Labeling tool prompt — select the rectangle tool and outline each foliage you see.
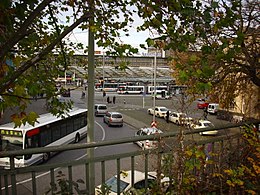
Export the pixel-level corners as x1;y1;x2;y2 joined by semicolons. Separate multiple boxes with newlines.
135;0;259;109
1;0;258;123
0;0;139;125
222;124;260;194
160;124;260;194
44;170;86;195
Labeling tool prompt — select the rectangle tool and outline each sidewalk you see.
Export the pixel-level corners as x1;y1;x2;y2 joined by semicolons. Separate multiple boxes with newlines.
121;113;148;130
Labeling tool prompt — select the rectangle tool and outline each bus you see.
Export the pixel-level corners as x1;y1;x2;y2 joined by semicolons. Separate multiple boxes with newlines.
0;107;87;168
117;86;145;94
147;86;168;94
95;83;126;92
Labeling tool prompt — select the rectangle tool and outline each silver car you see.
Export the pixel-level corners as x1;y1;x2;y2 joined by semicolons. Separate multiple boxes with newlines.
103;112;123;127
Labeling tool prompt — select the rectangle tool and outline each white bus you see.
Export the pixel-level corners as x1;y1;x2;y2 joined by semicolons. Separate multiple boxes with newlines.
95;83;126;92
147;86;168;94
0;107;87;168
117;86;145;94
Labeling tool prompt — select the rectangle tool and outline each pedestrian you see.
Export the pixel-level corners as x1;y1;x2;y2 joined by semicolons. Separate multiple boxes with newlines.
166;110;170;123
81;91;85;98
107;96;110;104
113;96;116;104
123;99;126;104
103;90;106;97
203;107;208;120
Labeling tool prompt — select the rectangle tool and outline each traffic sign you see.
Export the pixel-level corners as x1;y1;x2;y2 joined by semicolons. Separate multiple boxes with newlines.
151;121;158;128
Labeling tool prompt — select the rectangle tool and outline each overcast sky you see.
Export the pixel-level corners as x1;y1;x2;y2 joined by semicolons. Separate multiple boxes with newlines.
65;7;153;56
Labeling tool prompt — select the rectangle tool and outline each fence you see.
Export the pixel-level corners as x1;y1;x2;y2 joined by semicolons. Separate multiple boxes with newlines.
0;122;259;195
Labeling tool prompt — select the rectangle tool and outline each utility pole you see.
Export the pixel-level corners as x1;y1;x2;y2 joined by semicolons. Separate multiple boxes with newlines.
87;0;95;194
153;49;157;123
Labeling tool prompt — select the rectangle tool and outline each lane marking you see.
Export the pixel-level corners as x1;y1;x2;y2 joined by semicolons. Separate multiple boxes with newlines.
75;120;106;160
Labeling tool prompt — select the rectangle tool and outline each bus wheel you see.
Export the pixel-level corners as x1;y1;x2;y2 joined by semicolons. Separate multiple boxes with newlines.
75;133;80;143
43;153;50;162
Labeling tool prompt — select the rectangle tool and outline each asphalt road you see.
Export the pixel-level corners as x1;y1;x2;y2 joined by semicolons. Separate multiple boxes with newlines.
1;88;239;194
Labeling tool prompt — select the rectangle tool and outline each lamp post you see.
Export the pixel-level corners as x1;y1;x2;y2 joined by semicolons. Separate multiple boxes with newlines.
87;1;95;193
102;52;104;87
153;49;157;123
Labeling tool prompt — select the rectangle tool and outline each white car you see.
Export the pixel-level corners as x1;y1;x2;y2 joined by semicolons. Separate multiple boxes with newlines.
190;120;218;135
147;106;169;118
94;104;108;116
166;111;193;125
134;127;163;149
95;170;169;195
207;103;219;114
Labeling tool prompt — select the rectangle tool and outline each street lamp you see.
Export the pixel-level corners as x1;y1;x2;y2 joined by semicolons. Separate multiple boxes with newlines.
153;49;157;123
102;51;105;90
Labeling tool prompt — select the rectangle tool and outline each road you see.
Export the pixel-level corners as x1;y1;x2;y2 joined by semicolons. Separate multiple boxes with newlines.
1;89;239;194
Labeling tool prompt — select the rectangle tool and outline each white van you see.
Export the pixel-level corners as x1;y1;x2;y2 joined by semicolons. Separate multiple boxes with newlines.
207;103;219;114
94;104;108;116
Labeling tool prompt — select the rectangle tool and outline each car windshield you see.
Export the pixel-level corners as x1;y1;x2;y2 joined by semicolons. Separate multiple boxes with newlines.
105;176;129;193
160;108;168;111
112;114;122;118
99;106;107;110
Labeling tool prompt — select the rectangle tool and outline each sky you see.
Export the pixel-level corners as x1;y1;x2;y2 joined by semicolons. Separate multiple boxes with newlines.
65;6;154;56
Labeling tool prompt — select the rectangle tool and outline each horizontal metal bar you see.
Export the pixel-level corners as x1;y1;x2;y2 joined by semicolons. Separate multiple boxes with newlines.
1;121;257;158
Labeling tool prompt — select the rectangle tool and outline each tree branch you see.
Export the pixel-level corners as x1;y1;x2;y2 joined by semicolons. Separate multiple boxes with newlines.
0;13;90;93
0;0;55;60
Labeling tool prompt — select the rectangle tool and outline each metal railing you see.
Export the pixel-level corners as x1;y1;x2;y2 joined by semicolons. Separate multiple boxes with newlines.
0;122;258;195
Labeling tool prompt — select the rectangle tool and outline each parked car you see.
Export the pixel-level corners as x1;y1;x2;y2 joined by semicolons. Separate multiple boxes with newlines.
190;120;218;135
103;112;123;127
134;127;163;149
207;103;219;114
94;104;108;116
95;170;169;195
147;106;169;118
165;111;193;125
197;99;209;109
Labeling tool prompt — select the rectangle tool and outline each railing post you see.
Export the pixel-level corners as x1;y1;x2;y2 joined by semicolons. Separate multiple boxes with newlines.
32;171;37;194
10;156;16;195
145;153;148;190
50;168;55;194
85;163;89;194
68;165;73;195
131;156;135;187
116;158;120;195
101;161;105;194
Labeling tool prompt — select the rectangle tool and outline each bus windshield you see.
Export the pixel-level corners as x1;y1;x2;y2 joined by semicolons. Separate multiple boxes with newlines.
1;135;23;152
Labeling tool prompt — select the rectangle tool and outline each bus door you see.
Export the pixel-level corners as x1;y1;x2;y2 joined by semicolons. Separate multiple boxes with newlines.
25;128;40;159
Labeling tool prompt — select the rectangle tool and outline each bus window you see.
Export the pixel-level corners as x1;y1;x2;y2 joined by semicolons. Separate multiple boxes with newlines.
52;125;61;142
67;118;74;134
40;129;52;146
0;135;23;151
60;123;67;137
